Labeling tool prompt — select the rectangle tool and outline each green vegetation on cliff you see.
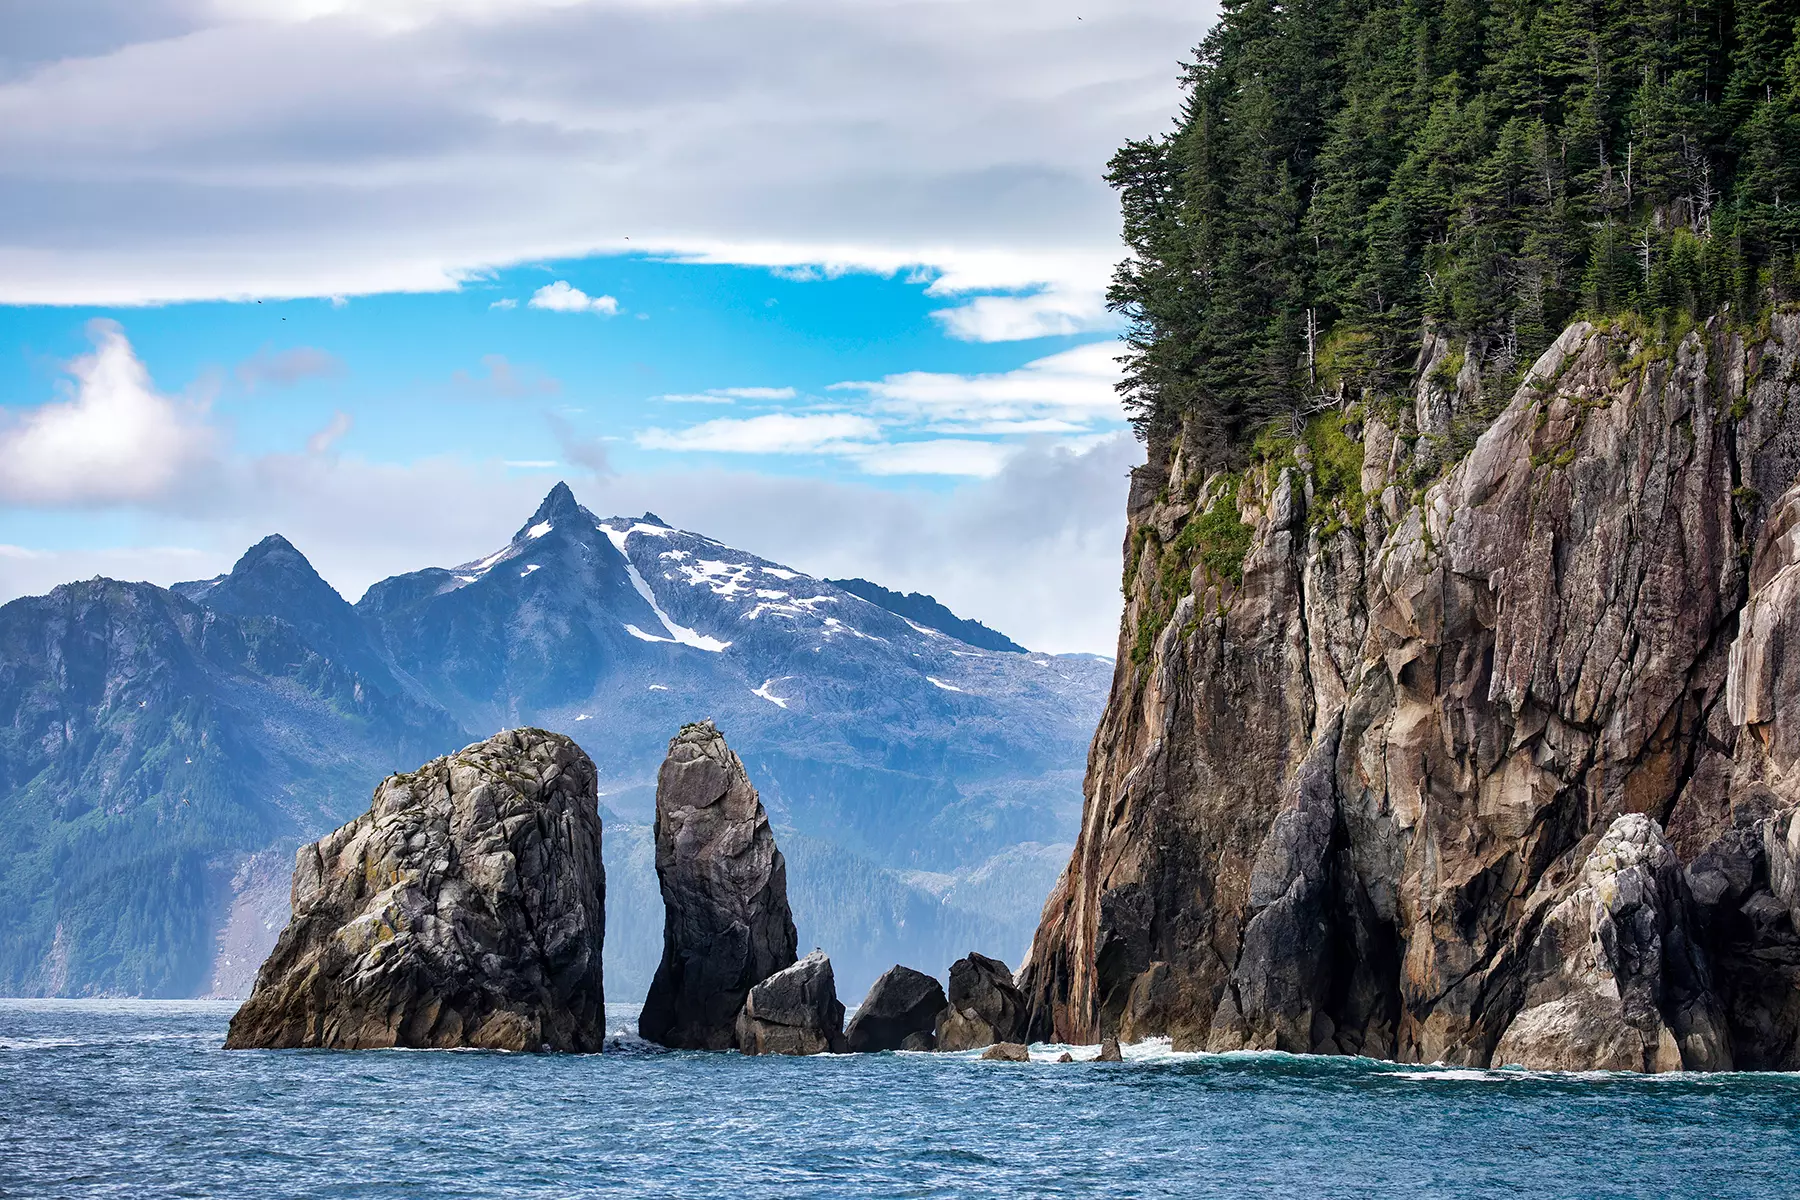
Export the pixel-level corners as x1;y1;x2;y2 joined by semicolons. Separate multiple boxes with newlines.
1112;0;1800;463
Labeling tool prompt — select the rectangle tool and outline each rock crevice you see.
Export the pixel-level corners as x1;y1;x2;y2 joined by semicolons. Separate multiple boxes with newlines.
1023;315;1800;1070
224;728;606;1052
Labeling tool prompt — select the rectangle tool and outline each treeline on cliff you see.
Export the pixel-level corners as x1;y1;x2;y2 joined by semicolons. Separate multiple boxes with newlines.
1114;0;1800;462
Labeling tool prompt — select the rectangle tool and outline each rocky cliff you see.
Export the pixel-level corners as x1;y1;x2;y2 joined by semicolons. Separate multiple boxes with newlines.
1022;313;1800;1070
224;728;606;1051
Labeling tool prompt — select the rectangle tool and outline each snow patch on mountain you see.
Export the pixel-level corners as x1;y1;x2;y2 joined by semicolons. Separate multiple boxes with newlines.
601;524;731;652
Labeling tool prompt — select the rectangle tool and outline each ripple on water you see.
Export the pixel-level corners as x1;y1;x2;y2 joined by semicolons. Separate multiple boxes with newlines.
3;1000;1799;1198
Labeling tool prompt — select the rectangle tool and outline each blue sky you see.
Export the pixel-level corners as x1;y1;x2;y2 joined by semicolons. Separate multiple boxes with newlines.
0;0;1212;653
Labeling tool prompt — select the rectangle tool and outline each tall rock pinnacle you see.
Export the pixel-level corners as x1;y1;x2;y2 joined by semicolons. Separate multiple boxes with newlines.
638;720;798;1049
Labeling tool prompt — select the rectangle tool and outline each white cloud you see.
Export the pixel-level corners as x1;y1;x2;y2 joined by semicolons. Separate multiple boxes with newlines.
528;281;621;315
637;412;880;455
306;410;354;454
836;341;1124;428
0;1;1207;332
654;386;796;404
850;439;1014;478
0;321;219;506
451;354;561;398
932;288;1115;342
0;435;1141;653
489;297;517;309
235;344;344;390
715;387;797;401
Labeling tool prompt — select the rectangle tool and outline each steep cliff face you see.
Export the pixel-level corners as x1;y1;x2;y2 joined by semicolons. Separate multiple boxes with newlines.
1022;313;1800;1069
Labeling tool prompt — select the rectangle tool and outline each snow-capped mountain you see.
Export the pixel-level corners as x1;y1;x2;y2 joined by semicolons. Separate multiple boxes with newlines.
358;482;1108;838
0;482;1110;1001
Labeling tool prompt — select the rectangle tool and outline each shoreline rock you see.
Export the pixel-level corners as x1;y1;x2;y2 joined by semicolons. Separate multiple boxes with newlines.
223;729;606;1052
935;953;1027;1051
847;965;947;1053
638;721;798;1050
735;950;848;1055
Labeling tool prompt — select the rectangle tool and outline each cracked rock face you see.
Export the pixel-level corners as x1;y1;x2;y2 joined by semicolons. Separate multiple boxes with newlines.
935;953;1027;1051
1023;315;1800;1070
223;728;606;1051
1494;815;1731;1071
638;720;798;1050
846;964;947;1053
735;950;847;1055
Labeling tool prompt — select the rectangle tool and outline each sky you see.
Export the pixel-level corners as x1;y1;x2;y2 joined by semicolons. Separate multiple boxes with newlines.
0;0;1214;654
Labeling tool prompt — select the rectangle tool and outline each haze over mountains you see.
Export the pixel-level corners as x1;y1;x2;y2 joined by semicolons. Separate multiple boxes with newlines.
0;483;1109;1001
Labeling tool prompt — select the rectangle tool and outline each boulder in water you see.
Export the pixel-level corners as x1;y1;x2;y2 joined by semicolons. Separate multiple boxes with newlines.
639;721;798;1049
846;964;946;1052
224;729;606;1051
1096;1036;1123;1062
735;950;847;1055
934;952;1028;1051
981;1041;1030;1061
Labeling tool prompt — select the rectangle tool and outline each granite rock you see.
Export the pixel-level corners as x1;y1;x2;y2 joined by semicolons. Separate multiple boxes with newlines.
1022;315;1800;1070
846;965;947;1053
224;728;605;1051
639;721;798;1050
935;952;1027;1051
735;950;847;1055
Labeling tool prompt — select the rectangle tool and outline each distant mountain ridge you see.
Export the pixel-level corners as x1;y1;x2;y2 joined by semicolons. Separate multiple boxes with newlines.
0;484;1109;1000
827;578;1027;654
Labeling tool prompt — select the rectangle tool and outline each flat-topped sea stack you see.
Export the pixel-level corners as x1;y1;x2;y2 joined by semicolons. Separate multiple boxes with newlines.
224;729;606;1051
736;950;848;1055
639;720;799;1049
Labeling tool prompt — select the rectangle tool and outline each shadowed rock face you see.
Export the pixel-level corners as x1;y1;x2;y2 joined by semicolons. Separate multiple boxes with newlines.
736;950;847;1055
223;728;605;1051
639;721;798;1049
846;965;947;1052
1022;315;1800;1071
935;953;1027;1051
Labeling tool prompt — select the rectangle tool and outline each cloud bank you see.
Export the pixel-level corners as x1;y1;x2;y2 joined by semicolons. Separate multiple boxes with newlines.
0;0;1209;336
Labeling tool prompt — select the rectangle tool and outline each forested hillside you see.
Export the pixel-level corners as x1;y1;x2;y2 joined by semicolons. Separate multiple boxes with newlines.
1113;0;1800;461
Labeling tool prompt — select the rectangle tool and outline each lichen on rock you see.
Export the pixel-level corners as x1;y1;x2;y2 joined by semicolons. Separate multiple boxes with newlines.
1022;314;1800;1071
223;728;606;1052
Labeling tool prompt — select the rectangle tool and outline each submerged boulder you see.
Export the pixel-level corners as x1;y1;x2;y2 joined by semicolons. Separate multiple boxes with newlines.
846;965;947;1053
1494;815;1731;1073
735;950;848;1055
638;721;798;1049
934;952;1028;1051
224;729;606;1051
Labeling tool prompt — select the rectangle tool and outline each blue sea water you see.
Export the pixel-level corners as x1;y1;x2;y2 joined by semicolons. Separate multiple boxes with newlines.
2;1000;1798;1198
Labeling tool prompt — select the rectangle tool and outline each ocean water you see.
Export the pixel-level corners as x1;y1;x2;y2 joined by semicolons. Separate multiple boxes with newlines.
3;1000;1798;1198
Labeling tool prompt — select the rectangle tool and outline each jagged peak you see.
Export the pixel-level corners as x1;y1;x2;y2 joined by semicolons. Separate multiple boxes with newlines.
528;481;587;528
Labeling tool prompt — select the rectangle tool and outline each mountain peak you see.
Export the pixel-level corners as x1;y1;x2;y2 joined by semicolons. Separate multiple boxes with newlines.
234;533;304;570
530;482;585;526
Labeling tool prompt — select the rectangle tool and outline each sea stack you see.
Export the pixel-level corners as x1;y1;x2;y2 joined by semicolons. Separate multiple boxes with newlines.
638;720;798;1049
735;950;848;1055
846;964;947;1052
224;729;606;1051
934;953;1028;1051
